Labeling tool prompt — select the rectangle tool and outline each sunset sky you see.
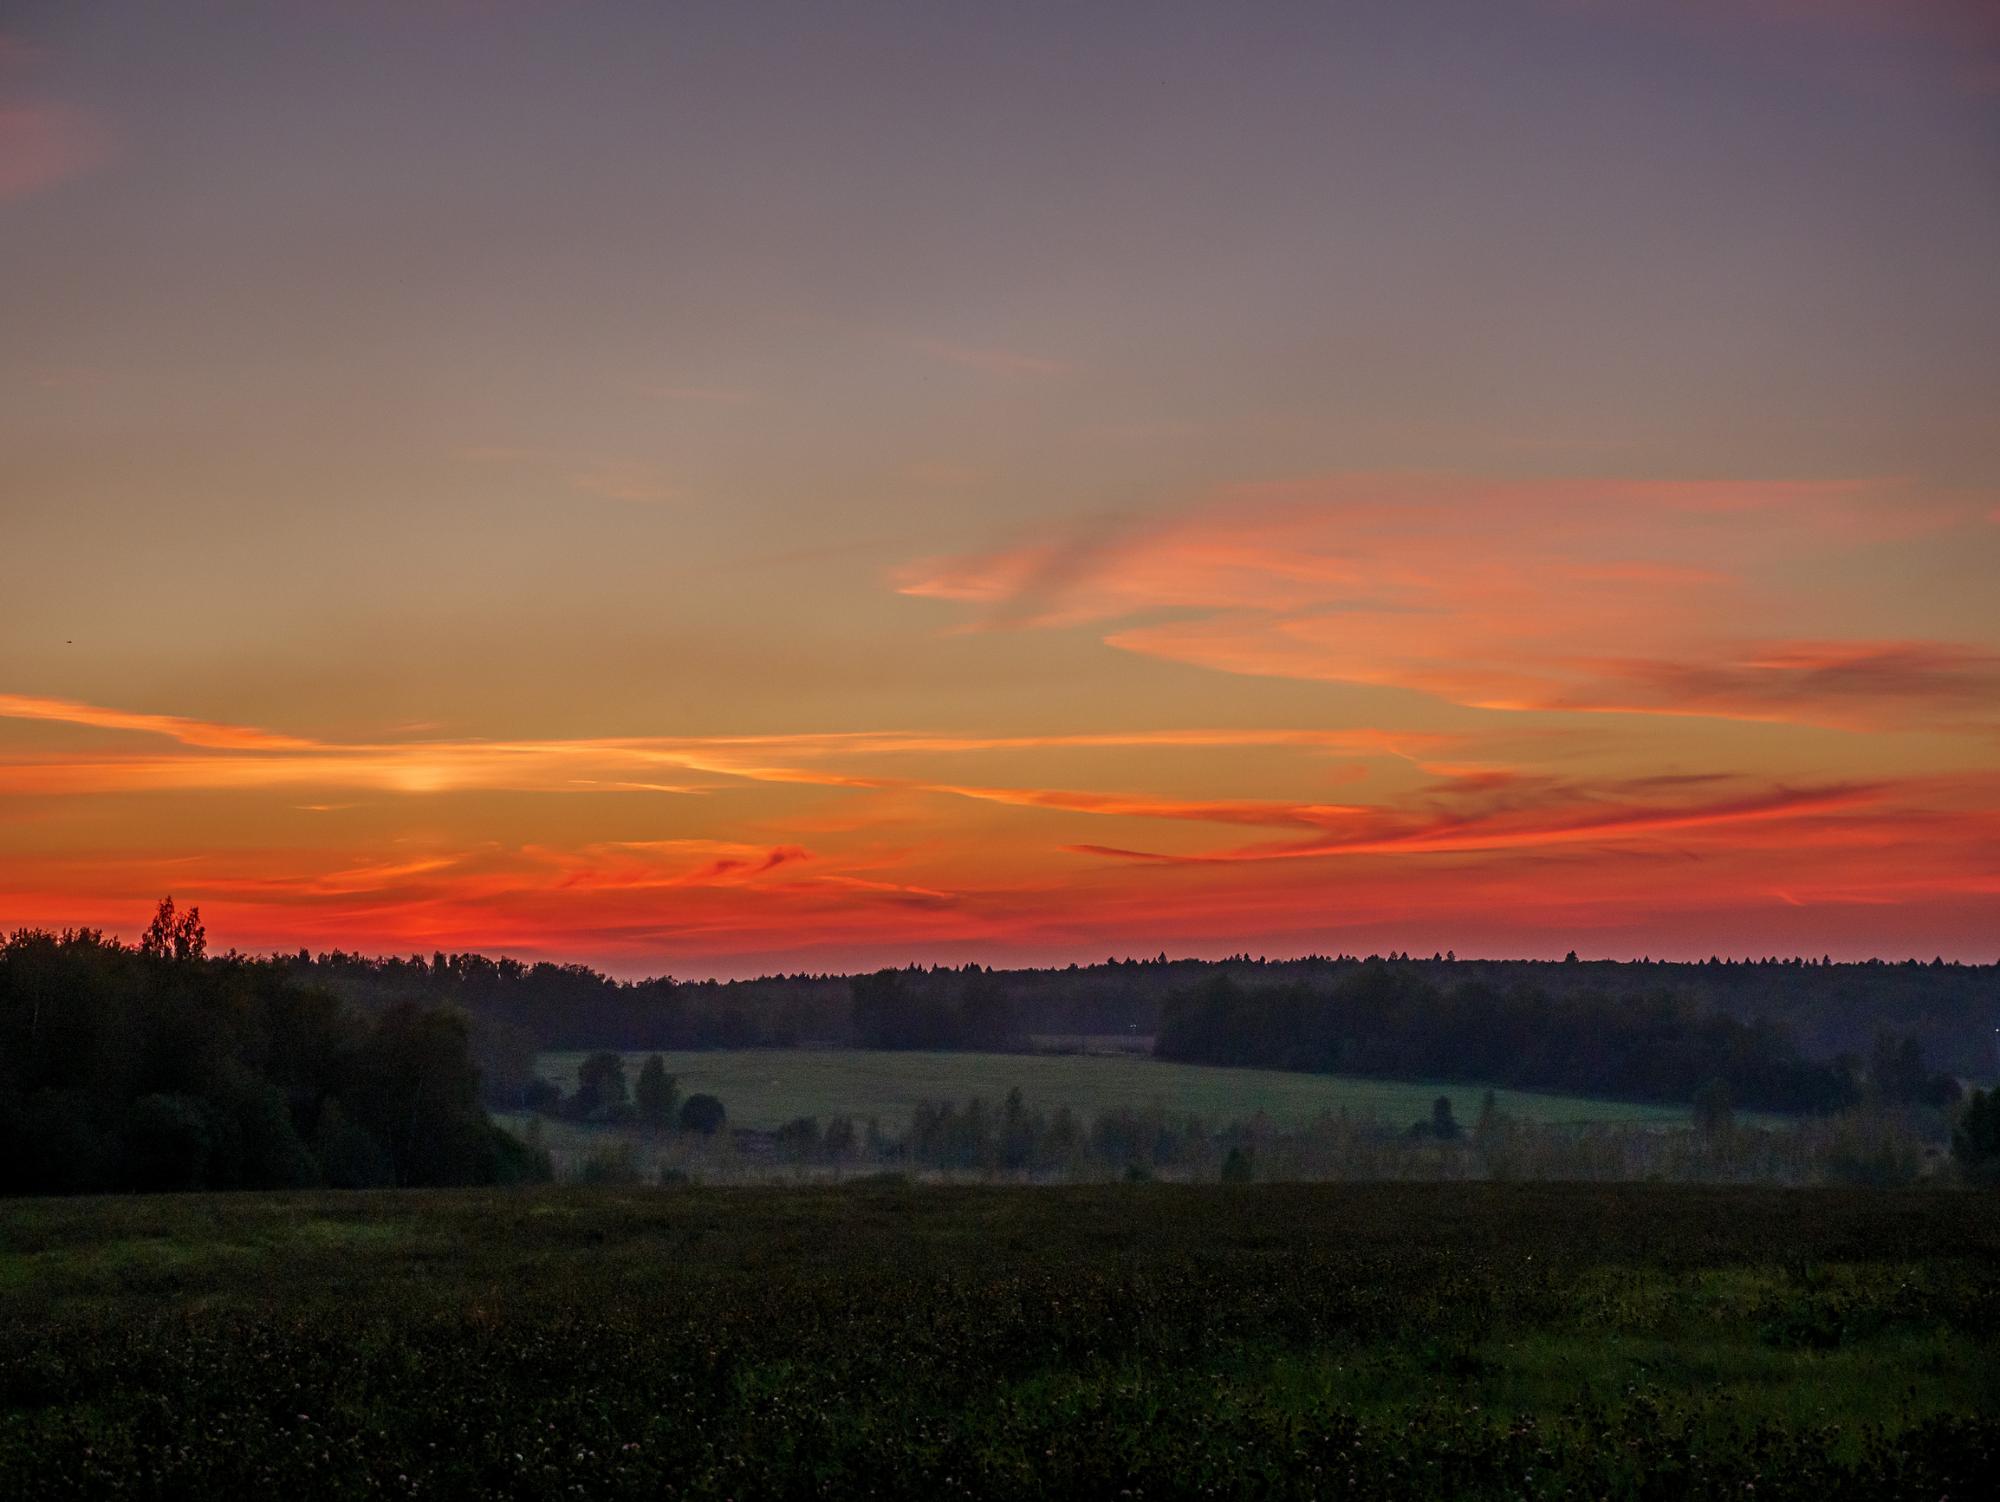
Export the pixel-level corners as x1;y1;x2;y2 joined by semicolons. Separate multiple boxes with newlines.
3;1;1997;974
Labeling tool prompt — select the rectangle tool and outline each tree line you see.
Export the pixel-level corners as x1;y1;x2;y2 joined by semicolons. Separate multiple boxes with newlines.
1154;965;1964;1113
0;904;547;1196
276;948;1998;1079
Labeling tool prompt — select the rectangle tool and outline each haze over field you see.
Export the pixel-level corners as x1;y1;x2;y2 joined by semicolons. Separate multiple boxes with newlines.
4;1;1997;973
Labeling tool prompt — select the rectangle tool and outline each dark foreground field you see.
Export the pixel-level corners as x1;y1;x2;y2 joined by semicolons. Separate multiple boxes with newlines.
3;1185;1996;1499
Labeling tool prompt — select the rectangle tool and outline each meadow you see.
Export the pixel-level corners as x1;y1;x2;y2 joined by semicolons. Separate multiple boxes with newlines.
2;1183;1992;1497
535;1047;1699;1132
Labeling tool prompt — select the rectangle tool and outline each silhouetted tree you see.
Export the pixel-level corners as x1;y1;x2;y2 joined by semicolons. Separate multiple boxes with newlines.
1953;1088;2000;1185
679;1093;727;1136
569;1050;631;1122
522;1077;562;1116
0;927;531;1196
634;1055;678;1131
342;1005;499;1187
138;896;206;962
1473;1088;1507;1146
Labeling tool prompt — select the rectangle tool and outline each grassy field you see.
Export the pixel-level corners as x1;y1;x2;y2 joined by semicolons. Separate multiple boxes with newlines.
1;1183;1994;1497
537;1047;1701;1130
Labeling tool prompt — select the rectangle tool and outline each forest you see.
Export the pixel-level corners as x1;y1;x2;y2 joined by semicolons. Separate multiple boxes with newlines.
287;946;1988;1111
4;902;1991;1199
1153;969;1963;1113
0;907;545;1196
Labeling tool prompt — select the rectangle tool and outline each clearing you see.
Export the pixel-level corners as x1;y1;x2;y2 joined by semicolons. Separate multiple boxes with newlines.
535;1047;1701;1129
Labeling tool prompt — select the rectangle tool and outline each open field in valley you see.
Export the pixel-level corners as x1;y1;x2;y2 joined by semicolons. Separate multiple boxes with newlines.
535;1048;1703;1131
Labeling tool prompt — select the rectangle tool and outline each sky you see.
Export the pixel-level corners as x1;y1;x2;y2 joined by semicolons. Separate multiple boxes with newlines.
2;0;1997;975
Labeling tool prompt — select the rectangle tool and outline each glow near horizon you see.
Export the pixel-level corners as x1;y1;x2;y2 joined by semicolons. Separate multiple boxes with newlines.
2;2;1997;976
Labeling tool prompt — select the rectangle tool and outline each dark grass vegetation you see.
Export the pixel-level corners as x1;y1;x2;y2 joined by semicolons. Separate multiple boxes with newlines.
3;1183;1995;1498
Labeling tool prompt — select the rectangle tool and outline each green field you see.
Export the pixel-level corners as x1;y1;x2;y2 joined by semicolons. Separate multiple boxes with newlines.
1;1184;1993;1497
538;1047;1699;1130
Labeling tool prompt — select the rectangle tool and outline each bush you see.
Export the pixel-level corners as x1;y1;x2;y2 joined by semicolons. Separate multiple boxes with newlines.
522;1078;563;1117
1952;1089;2000;1185
679;1093;727;1136
573;1140;644;1186
488;1124;554;1185
1822;1112;1924;1188
634;1055;678;1130
568;1051;631;1123
775;1116;821;1158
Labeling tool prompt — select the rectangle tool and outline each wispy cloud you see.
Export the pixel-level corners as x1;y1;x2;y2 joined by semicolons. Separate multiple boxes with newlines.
567;461;678;504
5;691;1993;968
0;101;110;202
1070;782;1892;865
0;694;1464;803
904;337;1067;377
0;693;321;751
646;384;755;403
898;474;2000;731
456;446;679;504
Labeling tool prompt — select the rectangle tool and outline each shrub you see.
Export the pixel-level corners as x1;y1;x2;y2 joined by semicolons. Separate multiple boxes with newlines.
1952;1089;2000;1185
489;1123;554;1184
634;1056;678;1130
775;1116;821;1158
679;1093;727;1136
523;1078;563;1116
573;1140;644;1185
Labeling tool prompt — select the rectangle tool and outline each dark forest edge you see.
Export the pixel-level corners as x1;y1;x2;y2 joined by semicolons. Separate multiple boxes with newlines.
283;935;1991;1115
5;899;1999;1195
283;939;1999;1080
0;904;551;1197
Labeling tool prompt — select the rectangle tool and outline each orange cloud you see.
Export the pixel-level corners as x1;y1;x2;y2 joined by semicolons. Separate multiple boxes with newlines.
900;474;2000;731
926;783;1368;829
0;698;1470;802
0;102;109;202
4;690;1994;971
1069;781;1891;865
0;694;322;751
905;337;1067;376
